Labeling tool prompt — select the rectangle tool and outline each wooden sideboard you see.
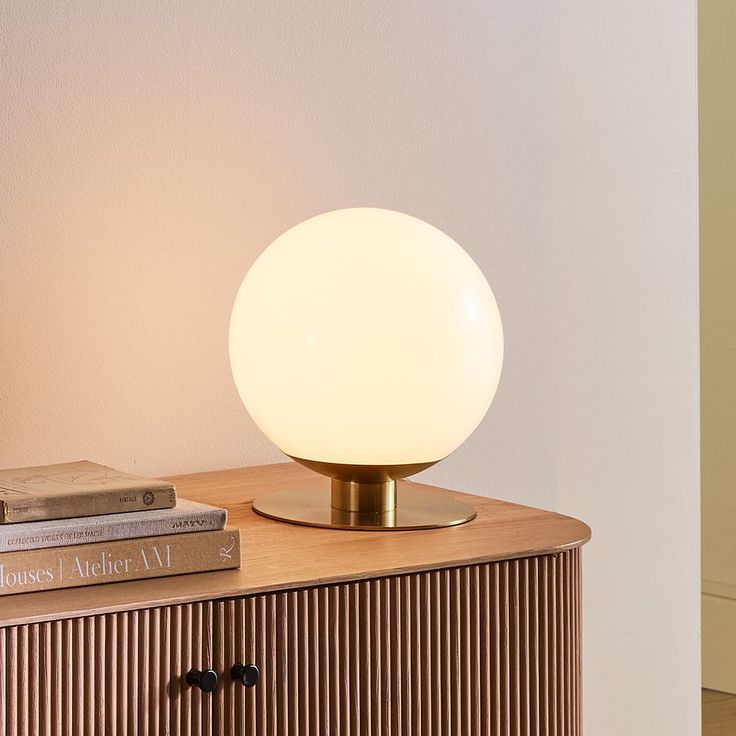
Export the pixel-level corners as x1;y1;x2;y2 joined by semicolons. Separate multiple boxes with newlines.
0;463;590;735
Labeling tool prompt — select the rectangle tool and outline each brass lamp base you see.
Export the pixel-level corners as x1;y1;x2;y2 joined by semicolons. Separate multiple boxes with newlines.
252;482;476;531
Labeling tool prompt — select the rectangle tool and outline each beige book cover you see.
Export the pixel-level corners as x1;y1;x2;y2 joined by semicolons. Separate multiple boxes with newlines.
0;528;241;596
0;460;176;523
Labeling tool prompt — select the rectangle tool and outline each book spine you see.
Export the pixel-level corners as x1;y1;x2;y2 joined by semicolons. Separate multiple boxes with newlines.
0;507;226;552
0;529;240;596
0;487;177;524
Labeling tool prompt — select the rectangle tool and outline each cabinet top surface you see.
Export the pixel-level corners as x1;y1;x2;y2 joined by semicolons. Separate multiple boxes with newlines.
0;462;590;627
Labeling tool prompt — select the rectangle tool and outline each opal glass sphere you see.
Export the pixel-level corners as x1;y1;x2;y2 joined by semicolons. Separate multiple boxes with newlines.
229;207;503;466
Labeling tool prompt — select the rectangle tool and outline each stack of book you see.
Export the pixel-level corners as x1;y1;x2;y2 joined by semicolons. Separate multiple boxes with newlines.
0;460;240;596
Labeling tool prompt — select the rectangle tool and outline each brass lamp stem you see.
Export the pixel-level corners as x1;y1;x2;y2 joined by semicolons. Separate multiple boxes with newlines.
252;457;476;530
331;479;397;514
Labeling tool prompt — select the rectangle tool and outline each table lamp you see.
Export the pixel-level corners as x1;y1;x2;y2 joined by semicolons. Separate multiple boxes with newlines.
229;207;503;530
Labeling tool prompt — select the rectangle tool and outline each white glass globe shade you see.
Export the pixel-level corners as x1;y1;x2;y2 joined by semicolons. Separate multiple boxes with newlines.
229;207;503;467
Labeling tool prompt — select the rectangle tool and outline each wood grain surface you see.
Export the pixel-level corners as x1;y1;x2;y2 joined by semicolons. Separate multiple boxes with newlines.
703;689;736;736
0;462;590;627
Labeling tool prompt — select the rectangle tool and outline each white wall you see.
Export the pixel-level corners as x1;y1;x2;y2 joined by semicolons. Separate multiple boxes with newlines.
0;2;699;733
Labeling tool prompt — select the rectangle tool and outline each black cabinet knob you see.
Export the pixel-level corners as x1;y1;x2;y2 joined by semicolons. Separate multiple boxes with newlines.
231;663;259;687
186;668;218;693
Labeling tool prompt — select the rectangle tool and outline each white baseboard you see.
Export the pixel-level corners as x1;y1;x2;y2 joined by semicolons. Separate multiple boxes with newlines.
703;592;736;693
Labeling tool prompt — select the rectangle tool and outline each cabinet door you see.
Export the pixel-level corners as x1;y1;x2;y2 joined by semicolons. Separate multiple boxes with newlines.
221;549;582;736
0;602;222;736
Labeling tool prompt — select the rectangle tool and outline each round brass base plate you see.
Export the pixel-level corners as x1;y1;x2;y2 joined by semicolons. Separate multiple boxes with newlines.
252;484;476;531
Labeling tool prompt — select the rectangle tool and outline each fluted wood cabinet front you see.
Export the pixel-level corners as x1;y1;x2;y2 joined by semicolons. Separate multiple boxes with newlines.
0;549;581;736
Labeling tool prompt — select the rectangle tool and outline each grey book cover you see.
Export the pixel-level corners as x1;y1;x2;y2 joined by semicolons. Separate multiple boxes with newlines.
0;498;226;552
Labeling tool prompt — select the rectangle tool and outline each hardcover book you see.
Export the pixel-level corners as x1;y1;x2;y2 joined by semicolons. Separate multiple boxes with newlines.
0;498;225;552
0;460;176;523
0;528;241;596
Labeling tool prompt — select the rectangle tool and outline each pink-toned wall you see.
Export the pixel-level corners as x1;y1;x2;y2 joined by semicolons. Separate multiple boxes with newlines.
0;3;699;734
